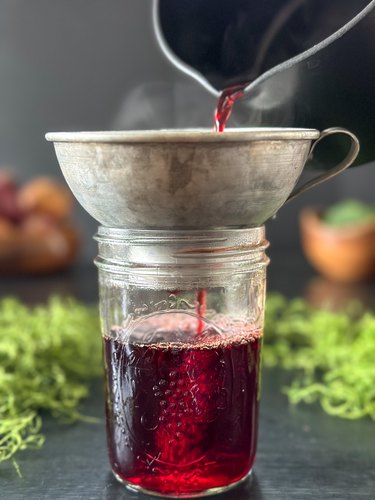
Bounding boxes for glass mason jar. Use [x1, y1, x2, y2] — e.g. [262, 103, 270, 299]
[95, 226, 269, 498]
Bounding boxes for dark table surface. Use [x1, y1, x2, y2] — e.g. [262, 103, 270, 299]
[1, 251, 375, 500]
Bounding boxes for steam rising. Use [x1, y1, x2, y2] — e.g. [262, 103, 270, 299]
[113, 67, 300, 131]
[113, 81, 217, 130]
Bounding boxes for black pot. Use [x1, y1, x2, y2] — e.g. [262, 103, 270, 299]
[154, 0, 375, 167]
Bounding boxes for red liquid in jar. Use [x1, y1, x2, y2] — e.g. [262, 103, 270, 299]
[104, 316, 262, 496]
[214, 83, 246, 132]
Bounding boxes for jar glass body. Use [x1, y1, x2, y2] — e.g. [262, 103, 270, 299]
[95, 227, 269, 498]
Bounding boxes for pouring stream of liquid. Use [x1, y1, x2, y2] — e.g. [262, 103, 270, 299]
[214, 84, 246, 132]
[193, 85, 247, 333]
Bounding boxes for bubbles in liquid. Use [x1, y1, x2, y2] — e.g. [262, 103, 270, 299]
[141, 413, 159, 432]
[104, 319, 262, 496]
[113, 311, 225, 347]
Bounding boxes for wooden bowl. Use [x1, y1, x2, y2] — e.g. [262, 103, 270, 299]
[300, 208, 375, 283]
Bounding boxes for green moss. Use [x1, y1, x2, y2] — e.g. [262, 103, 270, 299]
[264, 294, 375, 420]
[0, 297, 101, 465]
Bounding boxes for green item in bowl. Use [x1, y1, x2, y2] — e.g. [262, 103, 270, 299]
[322, 199, 375, 227]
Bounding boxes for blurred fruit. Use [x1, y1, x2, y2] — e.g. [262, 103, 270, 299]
[16, 224, 79, 274]
[18, 177, 73, 221]
[0, 172, 23, 223]
[300, 208, 375, 283]
[0, 170, 80, 274]
[21, 213, 56, 236]
[0, 217, 19, 260]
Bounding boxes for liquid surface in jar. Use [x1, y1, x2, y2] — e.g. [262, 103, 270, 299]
[104, 314, 262, 496]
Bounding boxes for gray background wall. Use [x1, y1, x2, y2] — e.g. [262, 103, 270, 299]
[0, 0, 373, 262]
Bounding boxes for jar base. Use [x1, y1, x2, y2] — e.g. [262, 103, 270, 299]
[112, 469, 253, 498]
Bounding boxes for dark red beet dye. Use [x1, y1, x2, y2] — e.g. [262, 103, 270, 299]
[214, 84, 246, 132]
[104, 320, 262, 496]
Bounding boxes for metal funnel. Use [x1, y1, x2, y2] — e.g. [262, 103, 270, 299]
[46, 128, 359, 229]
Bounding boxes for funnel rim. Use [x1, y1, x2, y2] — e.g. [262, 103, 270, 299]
[46, 127, 319, 144]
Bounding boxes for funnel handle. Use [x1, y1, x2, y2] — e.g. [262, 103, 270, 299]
[287, 127, 360, 203]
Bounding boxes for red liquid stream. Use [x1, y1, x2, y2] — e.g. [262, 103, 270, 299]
[214, 83, 246, 132]
[196, 288, 207, 334]
[104, 324, 262, 496]
[170, 289, 207, 335]
[178, 83, 247, 332]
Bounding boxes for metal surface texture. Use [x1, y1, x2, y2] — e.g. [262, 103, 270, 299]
[46, 128, 359, 229]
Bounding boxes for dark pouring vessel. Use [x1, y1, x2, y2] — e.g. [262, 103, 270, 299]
[154, 0, 375, 167]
